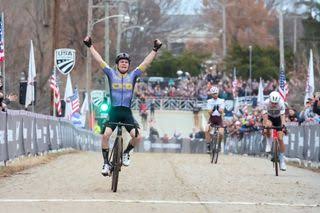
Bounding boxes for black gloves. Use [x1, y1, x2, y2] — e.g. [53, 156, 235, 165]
[153, 39, 162, 52]
[213, 105, 219, 111]
[83, 37, 92, 48]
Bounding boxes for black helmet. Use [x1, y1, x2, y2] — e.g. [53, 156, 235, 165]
[115, 52, 131, 64]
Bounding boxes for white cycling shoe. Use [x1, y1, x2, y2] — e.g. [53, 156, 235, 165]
[279, 153, 287, 171]
[122, 153, 130, 166]
[101, 163, 111, 176]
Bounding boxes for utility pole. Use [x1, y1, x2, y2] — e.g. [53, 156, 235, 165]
[51, 0, 60, 116]
[86, 0, 93, 129]
[104, 1, 110, 93]
[116, 16, 122, 55]
[104, 1, 110, 64]
[222, 4, 227, 57]
[279, 8, 285, 68]
[249, 45, 252, 95]
[116, 1, 125, 55]
[293, 17, 297, 54]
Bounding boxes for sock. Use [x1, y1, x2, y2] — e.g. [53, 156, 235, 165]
[207, 143, 210, 149]
[102, 148, 109, 164]
[124, 143, 134, 154]
[266, 137, 272, 152]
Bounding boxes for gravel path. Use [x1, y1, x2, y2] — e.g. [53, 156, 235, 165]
[0, 152, 319, 213]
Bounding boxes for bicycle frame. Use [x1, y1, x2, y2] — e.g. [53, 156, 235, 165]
[107, 122, 138, 192]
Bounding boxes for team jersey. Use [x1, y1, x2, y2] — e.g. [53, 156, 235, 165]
[206, 98, 225, 116]
[263, 98, 285, 118]
[101, 62, 143, 108]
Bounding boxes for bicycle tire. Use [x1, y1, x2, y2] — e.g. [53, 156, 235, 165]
[214, 141, 220, 164]
[211, 140, 217, 164]
[274, 139, 279, 176]
[111, 138, 121, 192]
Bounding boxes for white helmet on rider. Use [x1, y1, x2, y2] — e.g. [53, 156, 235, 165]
[269, 91, 281, 103]
[209, 86, 219, 94]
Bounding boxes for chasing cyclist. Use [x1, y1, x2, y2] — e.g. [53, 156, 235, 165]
[205, 86, 225, 153]
[262, 91, 287, 171]
[83, 36, 162, 176]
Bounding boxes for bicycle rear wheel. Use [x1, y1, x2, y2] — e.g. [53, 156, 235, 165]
[273, 140, 279, 176]
[111, 137, 123, 192]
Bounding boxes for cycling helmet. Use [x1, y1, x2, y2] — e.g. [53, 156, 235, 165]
[209, 86, 219, 94]
[269, 91, 281, 103]
[115, 52, 131, 64]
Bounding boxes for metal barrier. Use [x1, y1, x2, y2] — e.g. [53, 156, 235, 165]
[131, 96, 265, 111]
[135, 124, 320, 163]
[0, 110, 102, 163]
[1, 109, 319, 164]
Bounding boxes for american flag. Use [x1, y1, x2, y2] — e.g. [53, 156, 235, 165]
[232, 68, 238, 98]
[0, 13, 5, 62]
[50, 74, 62, 115]
[69, 87, 80, 114]
[278, 65, 289, 101]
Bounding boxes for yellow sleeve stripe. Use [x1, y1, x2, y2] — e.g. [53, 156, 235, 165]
[138, 65, 145, 72]
[100, 61, 108, 69]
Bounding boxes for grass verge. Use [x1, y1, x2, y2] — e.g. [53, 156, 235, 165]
[0, 149, 80, 178]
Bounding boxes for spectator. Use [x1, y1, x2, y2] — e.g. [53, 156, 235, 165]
[150, 99, 156, 119]
[149, 126, 160, 143]
[139, 99, 148, 129]
[312, 94, 320, 116]
[189, 127, 198, 140]
[0, 81, 17, 112]
[192, 104, 201, 129]
[286, 108, 299, 123]
[299, 99, 316, 123]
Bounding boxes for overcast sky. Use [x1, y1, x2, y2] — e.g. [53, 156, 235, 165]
[167, 0, 202, 15]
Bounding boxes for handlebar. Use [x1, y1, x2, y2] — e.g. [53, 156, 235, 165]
[107, 122, 139, 137]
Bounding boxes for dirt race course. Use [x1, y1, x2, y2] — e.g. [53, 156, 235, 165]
[0, 152, 319, 213]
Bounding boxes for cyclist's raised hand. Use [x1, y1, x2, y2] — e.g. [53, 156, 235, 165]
[83, 36, 92, 48]
[153, 39, 162, 52]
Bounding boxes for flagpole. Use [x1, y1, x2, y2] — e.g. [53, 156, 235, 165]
[2, 12, 6, 97]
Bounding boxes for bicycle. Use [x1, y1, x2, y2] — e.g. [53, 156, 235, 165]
[261, 126, 284, 176]
[209, 125, 222, 164]
[107, 121, 138, 192]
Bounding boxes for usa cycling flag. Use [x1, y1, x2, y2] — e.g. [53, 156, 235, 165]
[278, 64, 288, 101]
[0, 12, 5, 62]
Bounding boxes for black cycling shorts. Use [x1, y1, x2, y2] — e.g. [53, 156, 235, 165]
[104, 106, 139, 133]
[268, 116, 282, 131]
[209, 115, 223, 127]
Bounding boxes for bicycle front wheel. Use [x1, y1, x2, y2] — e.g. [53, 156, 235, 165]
[211, 140, 217, 164]
[273, 140, 279, 176]
[111, 137, 122, 192]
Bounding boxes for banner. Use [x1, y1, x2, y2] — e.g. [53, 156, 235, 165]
[55, 48, 76, 75]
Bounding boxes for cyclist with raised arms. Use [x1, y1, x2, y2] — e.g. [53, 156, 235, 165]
[83, 36, 162, 176]
[262, 91, 287, 171]
[205, 86, 225, 153]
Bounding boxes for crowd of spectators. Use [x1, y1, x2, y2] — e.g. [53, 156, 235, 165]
[134, 68, 319, 142]
[189, 95, 320, 142]
[134, 69, 277, 101]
